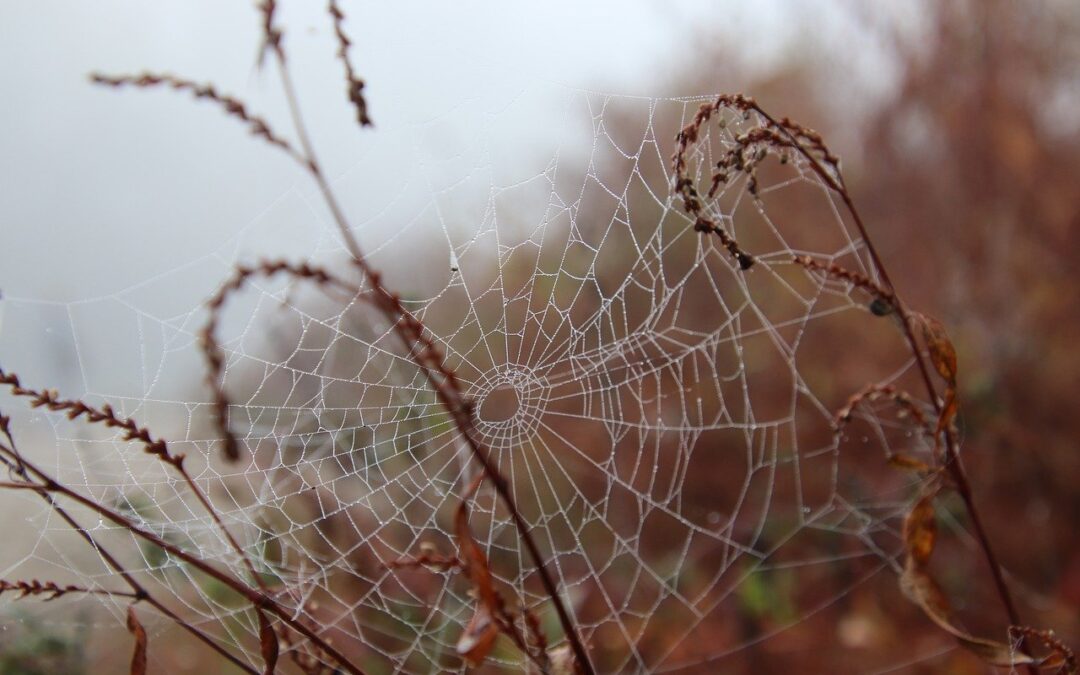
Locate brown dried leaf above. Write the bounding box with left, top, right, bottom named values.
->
left=452, top=479, right=501, bottom=666
left=548, top=644, right=581, bottom=674
left=900, top=490, right=1044, bottom=670
left=899, top=555, right=952, bottom=624
left=913, top=313, right=961, bottom=449
left=455, top=483, right=498, bottom=609
left=956, top=634, right=1043, bottom=669
left=915, top=313, right=958, bottom=385
left=457, top=603, right=500, bottom=667
left=888, top=453, right=932, bottom=474
left=258, top=609, right=280, bottom=675
left=903, top=490, right=938, bottom=568
left=126, top=605, right=148, bottom=675
left=936, top=392, right=959, bottom=438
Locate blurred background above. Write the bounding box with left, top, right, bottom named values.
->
left=1, top=0, right=1077, bottom=672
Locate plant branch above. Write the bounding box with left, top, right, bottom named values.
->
left=259, top=19, right=595, bottom=673
left=0, top=418, right=259, bottom=674
left=746, top=98, right=1036, bottom=671
left=0, top=368, right=269, bottom=593
left=0, top=445, right=365, bottom=675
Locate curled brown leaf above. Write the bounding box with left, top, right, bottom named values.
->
left=455, top=479, right=498, bottom=610
left=258, top=609, right=280, bottom=675
left=915, top=314, right=958, bottom=385
left=453, top=477, right=502, bottom=667
left=900, top=488, right=1057, bottom=670
left=912, top=313, right=961, bottom=454
left=127, top=605, right=148, bottom=675
left=903, top=489, right=938, bottom=568
left=457, top=603, right=500, bottom=667
left=887, top=453, right=933, bottom=474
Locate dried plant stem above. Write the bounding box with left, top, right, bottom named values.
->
left=94, top=10, right=591, bottom=668
left=201, top=260, right=360, bottom=462
left=674, top=93, right=1037, bottom=669
left=328, top=0, right=373, bottom=127
left=91, top=9, right=591, bottom=668
left=673, top=98, right=756, bottom=270
left=90, top=73, right=302, bottom=164
left=263, top=29, right=595, bottom=675
left=834, top=383, right=930, bottom=433
left=0, top=449, right=364, bottom=675
left=0, top=369, right=269, bottom=595
left=0, top=423, right=259, bottom=674
left=791, top=254, right=896, bottom=311
left=0, top=579, right=141, bottom=601
left=741, top=99, right=1035, bottom=670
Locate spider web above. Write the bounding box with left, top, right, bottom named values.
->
left=1, top=90, right=938, bottom=672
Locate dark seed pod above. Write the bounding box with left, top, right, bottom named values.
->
left=869, top=298, right=894, bottom=316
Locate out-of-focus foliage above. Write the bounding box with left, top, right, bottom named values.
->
left=646, top=0, right=1080, bottom=670
left=0, top=613, right=86, bottom=675
left=858, top=0, right=1080, bottom=659
left=855, top=0, right=1079, bottom=607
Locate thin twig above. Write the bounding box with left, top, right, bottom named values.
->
left=792, top=254, right=896, bottom=312
left=0, top=579, right=140, bottom=601
left=328, top=0, right=373, bottom=127
left=89, top=72, right=302, bottom=163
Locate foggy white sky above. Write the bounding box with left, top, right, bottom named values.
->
left=0, top=0, right=868, bottom=396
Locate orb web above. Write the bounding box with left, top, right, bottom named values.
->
left=1, top=91, right=936, bottom=672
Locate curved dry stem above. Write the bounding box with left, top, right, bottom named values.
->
left=671, top=93, right=1052, bottom=671
left=199, top=260, right=361, bottom=462
left=672, top=95, right=758, bottom=269
left=792, top=254, right=897, bottom=314
left=253, top=10, right=595, bottom=670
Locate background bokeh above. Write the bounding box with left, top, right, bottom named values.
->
left=1, top=1, right=1077, bottom=672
